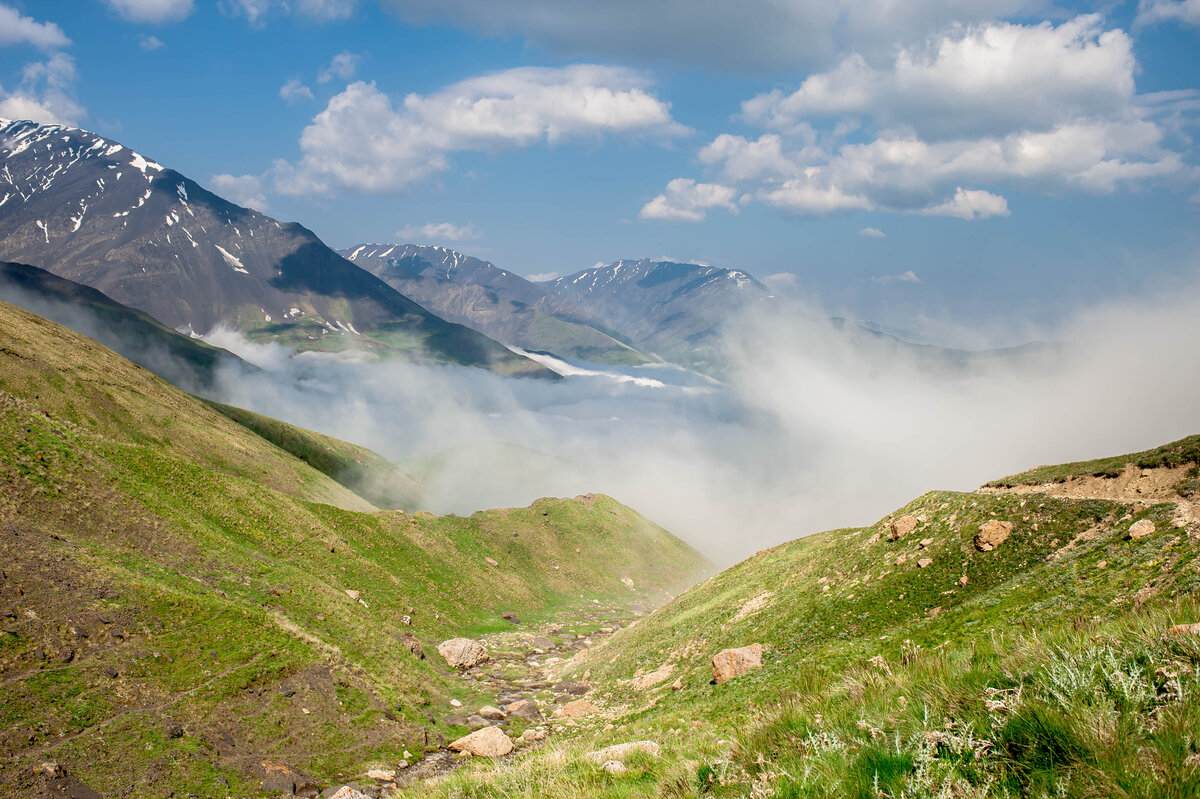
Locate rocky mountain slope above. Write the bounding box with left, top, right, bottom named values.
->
left=543, top=259, right=774, bottom=372
left=342, top=244, right=648, bottom=366
left=0, top=119, right=549, bottom=376
left=410, top=434, right=1200, bottom=798
left=0, top=299, right=710, bottom=796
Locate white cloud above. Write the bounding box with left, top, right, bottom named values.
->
left=763, top=272, right=799, bottom=291
left=919, top=188, right=1010, bottom=219
left=279, top=77, right=314, bottom=104
left=209, top=173, right=269, bottom=211
left=743, top=16, right=1136, bottom=140
left=525, top=271, right=559, bottom=282
left=378, top=0, right=1043, bottom=72
left=103, top=0, right=194, bottom=24
left=297, top=0, right=357, bottom=20
left=0, top=4, right=70, bottom=49
left=396, top=221, right=478, bottom=242
left=138, top=35, right=165, bottom=50
left=274, top=65, right=686, bottom=195
left=223, top=0, right=355, bottom=24
left=318, top=51, right=361, bottom=84
left=0, top=53, right=84, bottom=125
left=640, top=178, right=738, bottom=222
left=858, top=227, right=885, bottom=238
left=1137, top=0, right=1200, bottom=28
left=871, top=270, right=920, bottom=285
left=757, top=181, right=873, bottom=215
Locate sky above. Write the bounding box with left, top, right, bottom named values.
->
left=1, top=0, right=1198, bottom=343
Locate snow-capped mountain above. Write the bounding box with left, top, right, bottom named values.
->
left=543, top=259, right=774, bottom=371
left=342, top=243, right=648, bottom=365
left=0, top=119, right=548, bottom=375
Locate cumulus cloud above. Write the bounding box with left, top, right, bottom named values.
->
left=640, top=178, right=738, bottom=222
left=0, top=4, right=70, bottom=49
left=318, top=51, right=361, bottom=84
left=139, top=35, right=165, bottom=50
left=208, top=173, right=269, bottom=211
left=103, top=0, right=194, bottom=24
left=656, top=16, right=1192, bottom=222
left=223, top=0, right=355, bottom=24
left=298, top=0, right=357, bottom=20
left=279, top=77, right=314, bottom=104
left=0, top=53, right=84, bottom=125
left=378, top=0, right=1043, bottom=73
left=871, top=270, right=920, bottom=285
left=859, top=227, right=886, bottom=238
left=1137, top=0, right=1200, bottom=28
left=273, top=65, right=686, bottom=195
left=396, top=221, right=478, bottom=242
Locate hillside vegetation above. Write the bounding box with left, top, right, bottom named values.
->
left=0, top=299, right=710, bottom=796
left=412, top=439, right=1200, bottom=798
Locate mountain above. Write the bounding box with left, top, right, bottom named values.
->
left=543, top=259, right=774, bottom=372
left=411, top=434, right=1200, bottom=798
left=0, top=298, right=710, bottom=795
left=341, top=243, right=649, bottom=365
left=0, top=119, right=550, bottom=377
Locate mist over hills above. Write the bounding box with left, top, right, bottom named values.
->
left=0, top=120, right=550, bottom=377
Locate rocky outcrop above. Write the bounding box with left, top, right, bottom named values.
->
left=889, top=515, right=919, bottom=541
left=712, top=644, right=763, bottom=684
left=448, top=726, right=513, bottom=757
left=437, top=638, right=488, bottom=669
left=975, top=520, right=1013, bottom=551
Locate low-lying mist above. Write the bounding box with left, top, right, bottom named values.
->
left=203, top=283, right=1200, bottom=565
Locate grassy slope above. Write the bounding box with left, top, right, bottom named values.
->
left=202, top=399, right=426, bottom=511
left=988, top=434, right=1200, bottom=486
left=414, top=447, right=1200, bottom=798
left=0, top=300, right=710, bottom=796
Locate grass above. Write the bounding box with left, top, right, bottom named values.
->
left=988, top=434, right=1200, bottom=486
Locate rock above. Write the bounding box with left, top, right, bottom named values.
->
left=555, top=699, right=600, bottom=718
left=506, top=699, right=542, bottom=722
left=531, top=636, right=554, bottom=651
left=670, top=677, right=683, bottom=691
left=261, top=761, right=315, bottom=795
left=895, top=555, right=908, bottom=565
left=975, top=520, right=1013, bottom=552
left=1169, top=622, right=1200, bottom=637
left=600, top=760, right=627, bottom=774
left=552, top=680, right=591, bottom=696
left=917, top=558, right=933, bottom=569
left=345, top=589, right=361, bottom=601
left=889, top=515, right=919, bottom=541
left=438, top=638, right=488, bottom=669
left=102, top=665, right=118, bottom=679
left=366, top=769, right=395, bottom=781
left=325, top=788, right=371, bottom=799
left=37, top=762, right=64, bottom=778
left=484, top=557, right=499, bottom=567
left=467, top=715, right=490, bottom=730
left=449, top=699, right=462, bottom=707
left=448, top=726, right=513, bottom=757
left=584, top=740, right=661, bottom=764
left=165, top=722, right=183, bottom=738
left=500, top=612, right=520, bottom=625
left=630, top=663, right=675, bottom=690
left=1128, top=519, right=1156, bottom=540
left=478, top=706, right=506, bottom=720
left=400, top=632, right=424, bottom=660
left=712, top=644, right=763, bottom=684
left=621, top=577, right=636, bottom=590
left=919, top=538, right=934, bottom=548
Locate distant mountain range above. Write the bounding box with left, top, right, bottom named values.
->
left=341, top=243, right=647, bottom=365
left=0, top=119, right=550, bottom=377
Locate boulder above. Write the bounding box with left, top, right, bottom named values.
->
left=478, top=706, right=506, bottom=720
left=889, top=515, right=919, bottom=541
left=467, top=715, right=490, bottom=730
left=621, top=577, right=636, bottom=590
left=584, top=740, right=661, bottom=764
left=500, top=612, right=520, bottom=624
left=531, top=636, right=554, bottom=651
left=975, top=520, right=1013, bottom=552
left=484, top=557, right=499, bottom=567
left=448, top=726, right=513, bottom=757
left=630, top=663, right=675, bottom=691
left=1128, top=519, right=1156, bottom=540
left=260, top=761, right=317, bottom=795
left=506, top=699, right=542, bottom=722
left=555, top=699, right=600, bottom=718
left=438, top=638, right=488, bottom=669
left=552, top=680, right=591, bottom=696
left=400, top=632, right=424, bottom=660
left=919, top=538, right=934, bottom=549
left=601, top=760, right=627, bottom=774
left=344, top=589, right=360, bottom=601
left=325, top=788, right=371, bottom=799
left=366, top=768, right=395, bottom=781
left=917, top=558, right=933, bottom=569
left=712, top=644, right=763, bottom=684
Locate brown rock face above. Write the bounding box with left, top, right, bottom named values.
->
left=712, top=643, right=763, bottom=684
left=437, top=638, right=488, bottom=669
left=448, top=726, right=514, bottom=757
left=975, top=520, right=1014, bottom=551
left=889, top=515, right=919, bottom=541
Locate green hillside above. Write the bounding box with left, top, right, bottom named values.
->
left=412, top=441, right=1200, bottom=798
left=0, top=299, right=710, bottom=796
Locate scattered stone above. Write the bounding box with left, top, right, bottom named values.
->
left=889, top=515, right=919, bottom=541
left=448, top=726, right=513, bottom=757
left=555, top=699, right=600, bottom=718
left=438, top=638, right=488, bottom=669
left=366, top=769, right=395, bottom=782
left=585, top=740, right=662, bottom=764
left=37, top=762, right=64, bottom=778
left=630, top=663, right=675, bottom=691
left=958, top=574, right=969, bottom=586
left=345, top=589, right=361, bottom=601
left=449, top=699, right=462, bottom=707
left=165, top=722, right=183, bottom=739
left=1128, top=519, right=1156, bottom=540
left=400, top=632, right=424, bottom=660
left=553, top=680, right=591, bottom=696
left=917, top=558, right=933, bottom=569
left=730, top=592, right=774, bottom=624
left=621, top=577, right=636, bottom=591
left=975, top=521, right=1013, bottom=552
left=670, top=677, right=683, bottom=691
left=261, top=762, right=316, bottom=795
left=325, top=788, right=371, bottom=799
left=712, top=644, right=763, bottom=684
left=919, top=538, right=934, bottom=549
left=478, top=706, right=506, bottom=720
left=506, top=699, right=542, bottom=722
left=600, top=760, right=627, bottom=774
left=895, top=555, right=908, bottom=566
left=102, top=665, right=118, bottom=679
left=1097, top=560, right=1107, bottom=569
left=500, top=612, right=520, bottom=625
left=484, top=557, right=499, bottom=567
left=531, top=637, right=554, bottom=651
left=467, top=715, right=490, bottom=730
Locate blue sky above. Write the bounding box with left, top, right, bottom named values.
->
left=1, top=0, right=1198, bottom=343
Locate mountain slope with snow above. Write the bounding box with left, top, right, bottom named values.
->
left=0, top=119, right=549, bottom=376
